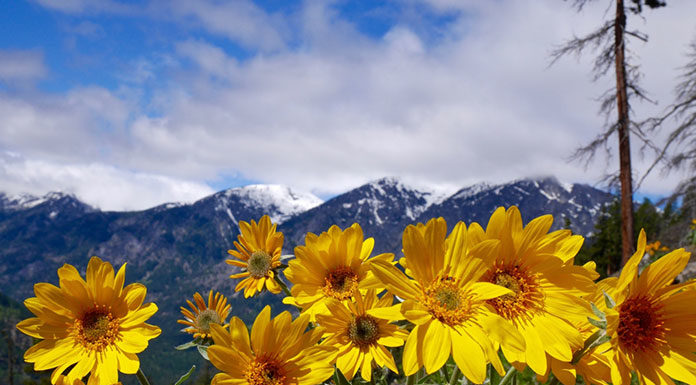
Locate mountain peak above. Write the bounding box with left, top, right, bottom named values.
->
left=0, top=191, right=92, bottom=212
left=217, top=184, right=323, bottom=223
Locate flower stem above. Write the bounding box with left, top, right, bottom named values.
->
left=498, top=366, right=517, bottom=385
left=448, top=365, right=461, bottom=385
left=136, top=368, right=152, bottom=385
left=571, top=329, right=605, bottom=364
left=441, top=364, right=450, bottom=381
left=273, top=274, right=292, bottom=297
left=406, top=373, right=416, bottom=385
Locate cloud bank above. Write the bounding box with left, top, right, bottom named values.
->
left=1, top=0, right=695, bottom=210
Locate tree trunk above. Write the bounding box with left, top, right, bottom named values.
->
left=615, top=0, right=635, bottom=267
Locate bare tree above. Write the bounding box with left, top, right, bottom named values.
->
left=552, top=0, right=665, bottom=268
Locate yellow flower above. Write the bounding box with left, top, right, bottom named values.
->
left=467, top=206, right=596, bottom=376
left=227, top=215, right=284, bottom=298
left=283, top=223, right=394, bottom=319
left=207, top=305, right=335, bottom=385
left=690, top=218, right=696, bottom=230
left=16, top=257, right=160, bottom=385
left=370, top=218, right=525, bottom=383
left=177, top=290, right=231, bottom=339
left=645, top=241, right=669, bottom=257
left=537, top=320, right=612, bottom=385
left=600, top=229, right=696, bottom=385
left=54, top=376, right=122, bottom=385
left=316, top=290, right=408, bottom=382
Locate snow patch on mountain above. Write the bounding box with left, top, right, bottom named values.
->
left=222, top=184, right=323, bottom=223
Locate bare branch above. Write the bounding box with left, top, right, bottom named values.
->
left=638, top=36, right=696, bottom=189
left=549, top=21, right=614, bottom=67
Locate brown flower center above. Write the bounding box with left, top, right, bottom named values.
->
left=485, top=264, right=543, bottom=322
left=195, top=309, right=221, bottom=333
left=245, top=355, right=286, bottom=385
left=618, top=296, right=666, bottom=353
left=422, top=276, right=474, bottom=326
left=347, top=315, right=380, bottom=348
left=322, top=266, right=359, bottom=300
left=75, top=305, right=119, bottom=351
left=248, top=250, right=273, bottom=278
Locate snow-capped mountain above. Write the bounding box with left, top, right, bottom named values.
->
left=0, top=191, right=93, bottom=213
left=421, top=177, right=612, bottom=236
left=279, top=177, right=449, bottom=254
left=0, top=176, right=614, bottom=380
left=214, top=184, right=322, bottom=224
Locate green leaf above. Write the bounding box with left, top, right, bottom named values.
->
left=603, top=291, right=616, bottom=309
left=588, top=334, right=611, bottom=350
left=172, top=365, right=196, bottom=385
left=590, top=301, right=606, bottom=321
left=174, top=341, right=197, bottom=350
left=334, top=368, right=351, bottom=385
left=587, top=317, right=607, bottom=330
left=197, top=344, right=209, bottom=360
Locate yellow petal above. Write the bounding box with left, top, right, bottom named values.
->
left=402, top=323, right=428, bottom=376
left=423, top=320, right=451, bottom=373
left=478, top=313, right=525, bottom=353
left=369, top=260, right=420, bottom=300
left=638, top=248, right=690, bottom=293
left=25, top=338, right=81, bottom=370
left=116, top=349, right=139, bottom=374
left=521, top=323, right=548, bottom=375
left=450, top=327, right=487, bottom=384
left=250, top=305, right=271, bottom=352
left=119, top=303, right=157, bottom=328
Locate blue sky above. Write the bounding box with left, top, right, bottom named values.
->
left=1, top=0, right=695, bottom=210
left=0, top=1, right=455, bottom=94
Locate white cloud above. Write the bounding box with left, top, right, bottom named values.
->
left=0, top=86, right=132, bottom=163
left=0, top=50, right=47, bottom=83
left=31, top=0, right=135, bottom=14
left=0, top=152, right=214, bottom=211
left=166, top=0, right=288, bottom=52
left=3, top=0, right=696, bottom=207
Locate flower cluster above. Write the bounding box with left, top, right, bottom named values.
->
left=16, top=207, right=696, bottom=385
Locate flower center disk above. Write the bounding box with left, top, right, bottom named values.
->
left=323, top=266, right=359, bottom=300
left=75, top=305, right=119, bottom=352
left=485, top=264, right=543, bottom=322
left=245, top=356, right=286, bottom=385
left=618, top=296, right=666, bottom=353
left=195, top=309, right=221, bottom=333
left=248, top=250, right=273, bottom=278
left=347, top=315, right=380, bottom=348
left=422, top=276, right=473, bottom=326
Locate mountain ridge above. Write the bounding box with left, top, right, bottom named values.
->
left=0, top=175, right=614, bottom=384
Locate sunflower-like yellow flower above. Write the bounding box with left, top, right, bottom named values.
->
left=536, top=263, right=611, bottom=385
left=467, top=206, right=596, bottom=376
left=370, top=217, right=525, bottom=383
left=598, top=229, right=696, bottom=385
left=177, top=290, right=231, bottom=339
left=227, top=215, right=284, bottom=298
left=283, top=223, right=394, bottom=319
left=316, top=290, right=408, bottom=382
left=16, top=257, right=160, bottom=385
left=55, top=376, right=122, bottom=385
left=645, top=240, right=669, bottom=257
left=207, top=305, right=335, bottom=385
left=537, top=319, right=612, bottom=385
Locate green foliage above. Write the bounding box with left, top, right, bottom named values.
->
left=577, top=197, right=665, bottom=277
left=0, top=291, right=51, bottom=385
